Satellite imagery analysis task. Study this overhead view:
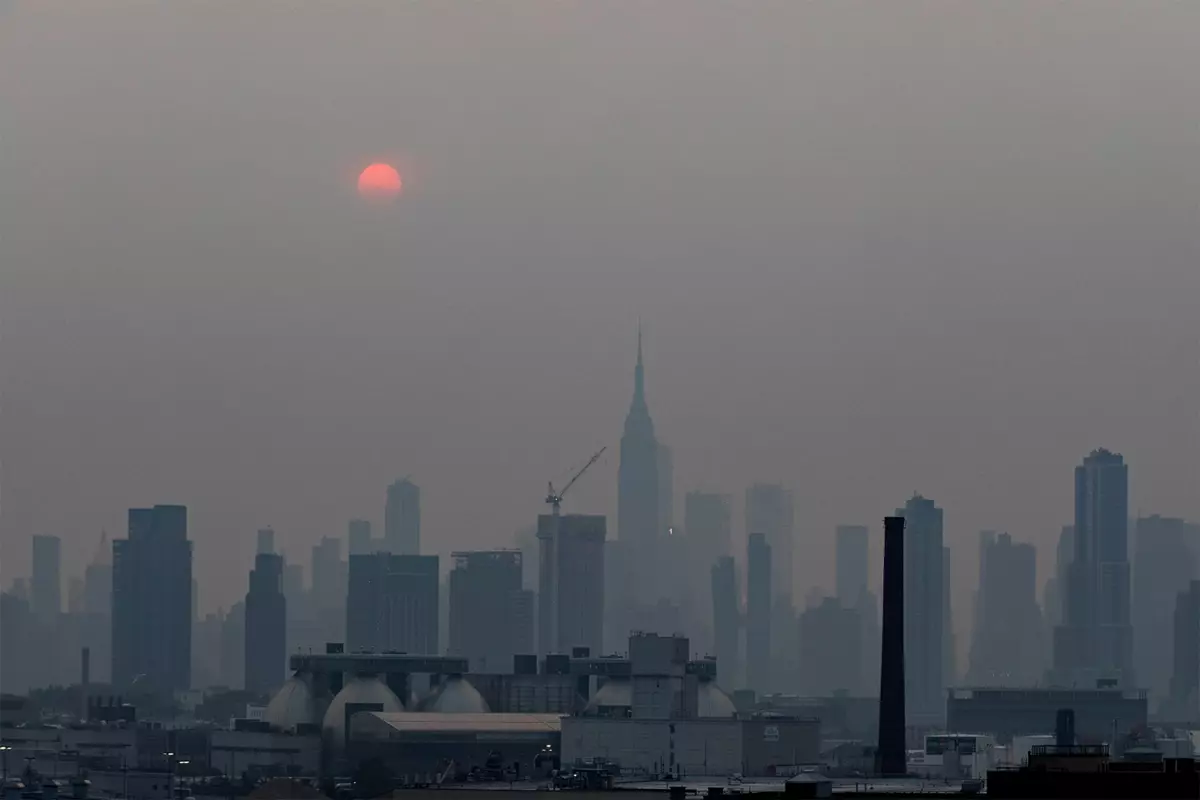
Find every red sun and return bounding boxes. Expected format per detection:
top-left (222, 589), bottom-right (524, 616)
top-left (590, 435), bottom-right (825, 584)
top-left (357, 162), bottom-right (403, 201)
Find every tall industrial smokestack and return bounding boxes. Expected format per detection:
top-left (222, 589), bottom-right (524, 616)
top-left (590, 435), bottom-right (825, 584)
top-left (81, 647), bottom-right (91, 723)
top-left (876, 516), bottom-right (906, 776)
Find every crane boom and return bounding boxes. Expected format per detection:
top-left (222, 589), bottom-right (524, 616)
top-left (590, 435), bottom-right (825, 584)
top-left (545, 446), bottom-right (606, 513)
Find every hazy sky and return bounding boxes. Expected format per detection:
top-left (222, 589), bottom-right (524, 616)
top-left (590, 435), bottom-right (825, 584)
top-left (3, 2), bottom-right (1199, 619)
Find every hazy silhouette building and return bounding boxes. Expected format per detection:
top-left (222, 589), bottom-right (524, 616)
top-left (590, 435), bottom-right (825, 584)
top-left (800, 596), bottom-right (863, 696)
top-left (617, 330), bottom-right (660, 599)
top-left (220, 601), bottom-right (245, 689)
top-left (538, 513), bottom-right (606, 655)
top-left (311, 536), bottom-right (346, 644)
top-left (836, 524), bottom-right (880, 695)
top-left (896, 494), bottom-right (945, 723)
top-left (1133, 515), bottom-right (1198, 704)
top-left (346, 552), bottom-right (439, 654)
top-left (687, 491), bottom-right (733, 569)
top-left (384, 478), bottom-right (421, 555)
top-left (32, 534), bottom-right (62, 622)
top-left (0, 591), bottom-right (36, 694)
top-left (256, 527), bottom-right (275, 555)
top-left (746, 532), bottom-right (772, 694)
top-left (1054, 449), bottom-right (1133, 687)
top-left (711, 555), bottom-right (741, 691)
top-left (347, 518), bottom-right (373, 556)
top-left (112, 504), bottom-right (193, 691)
top-left (244, 552), bottom-right (286, 695)
top-left (1169, 580), bottom-right (1200, 720)
top-left (449, 550), bottom-right (533, 672)
top-left (746, 483), bottom-right (794, 605)
top-left (968, 532), bottom-right (1042, 686)
top-left (658, 443), bottom-right (674, 534)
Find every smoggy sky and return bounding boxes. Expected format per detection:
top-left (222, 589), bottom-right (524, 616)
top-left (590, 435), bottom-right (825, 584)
top-left (2, 2), bottom-right (1199, 618)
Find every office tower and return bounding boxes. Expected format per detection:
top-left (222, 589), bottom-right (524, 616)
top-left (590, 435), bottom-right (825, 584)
top-left (746, 483), bottom-right (794, 604)
top-left (346, 553), bottom-right (439, 654)
top-left (112, 505), bottom-right (193, 691)
top-left (538, 513), bottom-right (606, 655)
top-left (67, 577), bottom-right (85, 615)
top-left (31, 534), bottom-right (62, 621)
top-left (877, 516), bottom-right (907, 776)
top-left (617, 329), bottom-right (660, 587)
top-left (220, 602), bottom-right (245, 689)
top-left (244, 553), bottom-right (286, 694)
top-left (1054, 449), bottom-right (1133, 687)
top-left (348, 519), bottom-right (373, 556)
top-left (256, 527), bottom-right (275, 555)
top-left (711, 556), bottom-right (740, 691)
top-left (745, 533), bottom-right (772, 694)
top-left (836, 524), bottom-right (880, 694)
top-left (1133, 516), bottom-right (1199, 704)
top-left (1169, 580), bottom-right (1200, 719)
top-left (967, 533), bottom-right (1042, 686)
top-left (193, 608), bottom-right (226, 690)
top-left (943, 546), bottom-right (956, 687)
top-left (686, 491), bottom-right (733, 568)
top-left (384, 478), bottom-right (421, 555)
top-left (896, 494), bottom-right (944, 724)
top-left (658, 443), bottom-right (674, 535)
top-left (83, 561), bottom-right (113, 683)
top-left (449, 551), bottom-right (533, 672)
top-left (799, 597), bottom-right (862, 696)
top-left (311, 536), bottom-right (346, 644)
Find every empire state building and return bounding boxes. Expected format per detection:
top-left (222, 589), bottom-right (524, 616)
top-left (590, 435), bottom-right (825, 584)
top-left (617, 329), bottom-right (660, 591)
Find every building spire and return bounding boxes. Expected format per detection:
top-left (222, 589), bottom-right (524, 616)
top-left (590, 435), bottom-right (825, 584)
top-left (633, 321), bottom-right (645, 405)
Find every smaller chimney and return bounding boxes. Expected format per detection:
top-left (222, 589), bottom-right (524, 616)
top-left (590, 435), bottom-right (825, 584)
top-left (1055, 708), bottom-right (1076, 748)
top-left (80, 647), bottom-right (91, 722)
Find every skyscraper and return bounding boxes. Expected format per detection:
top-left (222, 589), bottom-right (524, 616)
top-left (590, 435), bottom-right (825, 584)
top-left (311, 536), bottom-right (346, 644)
top-left (1133, 515), bottom-right (1198, 703)
top-left (896, 494), bottom-right (944, 723)
top-left (1169, 580), bottom-right (1200, 719)
top-left (256, 527), bottom-right (275, 555)
top-left (968, 533), bottom-right (1042, 686)
top-left (658, 443), bottom-right (674, 535)
top-left (745, 532), bottom-right (772, 694)
top-left (112, 505), bottom-right (193, 691)
top-left (617, 329), bottom-right (660, 590)
top-left (746, 483), bottom-right (794, 604)
top-left (346, 552), bottom-right (439, 654)
top-left (1054, 449), bottom-right (1133, 687)
top-left (799, 596), bottom-right (862, 696)
top-left (686, 491), bottom-right (733, 575)
top-left (384, 479), bottom-right (421, 555)
top-left (537, 513), bottom-right (606, 656)
top-left (347, 518), bottom-right (373, 556)
top-left (836, 524), bottom-right (880, 694)
top-left (711, 555), bottom-right (740, 691)
top-left (449, 550), bottom-right (533, 672)
top-left (244, 553), bottom-right (286, 695)
top-left (31, 535), bottom-right (62, 622)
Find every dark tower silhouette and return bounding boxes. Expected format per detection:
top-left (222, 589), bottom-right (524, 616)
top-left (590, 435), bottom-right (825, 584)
top-left (876, 516), bottom-right (906, 776)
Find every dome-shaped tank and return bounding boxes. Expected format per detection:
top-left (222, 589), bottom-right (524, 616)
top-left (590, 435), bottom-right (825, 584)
top-left (418, 676), bottom-right (490, 713)
top-left (264, 675), bottom-right (317, 731)
top-left (698, 681), bottom-right (737, 718)
top-left (583, 678), bottom-right (632, 716)
top-left (321, 675), bottom-right (404, 750)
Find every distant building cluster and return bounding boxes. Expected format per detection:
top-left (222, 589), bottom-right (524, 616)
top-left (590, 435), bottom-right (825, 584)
top-left (5, 335), bottom-right (1200, 770)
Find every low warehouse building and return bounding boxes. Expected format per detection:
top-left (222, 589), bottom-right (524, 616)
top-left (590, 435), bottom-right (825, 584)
top-left (560, 716), bottom-right (820, 778)
top-left (348, 712), bottom-right (562, 780)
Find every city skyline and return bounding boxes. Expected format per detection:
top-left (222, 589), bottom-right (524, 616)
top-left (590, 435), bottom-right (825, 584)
top-left (4, 2), bottom-right (1200, 624)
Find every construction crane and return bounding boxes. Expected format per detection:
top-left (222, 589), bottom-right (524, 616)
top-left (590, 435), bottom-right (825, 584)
top-left (545, 446), bottom-right (607, 516)
top-left (541, 446), bottom-right (605, 657)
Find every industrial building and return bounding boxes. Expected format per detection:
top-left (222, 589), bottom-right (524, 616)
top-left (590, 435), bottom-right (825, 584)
top-left (946, 687), bottom-right (1148, 744)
